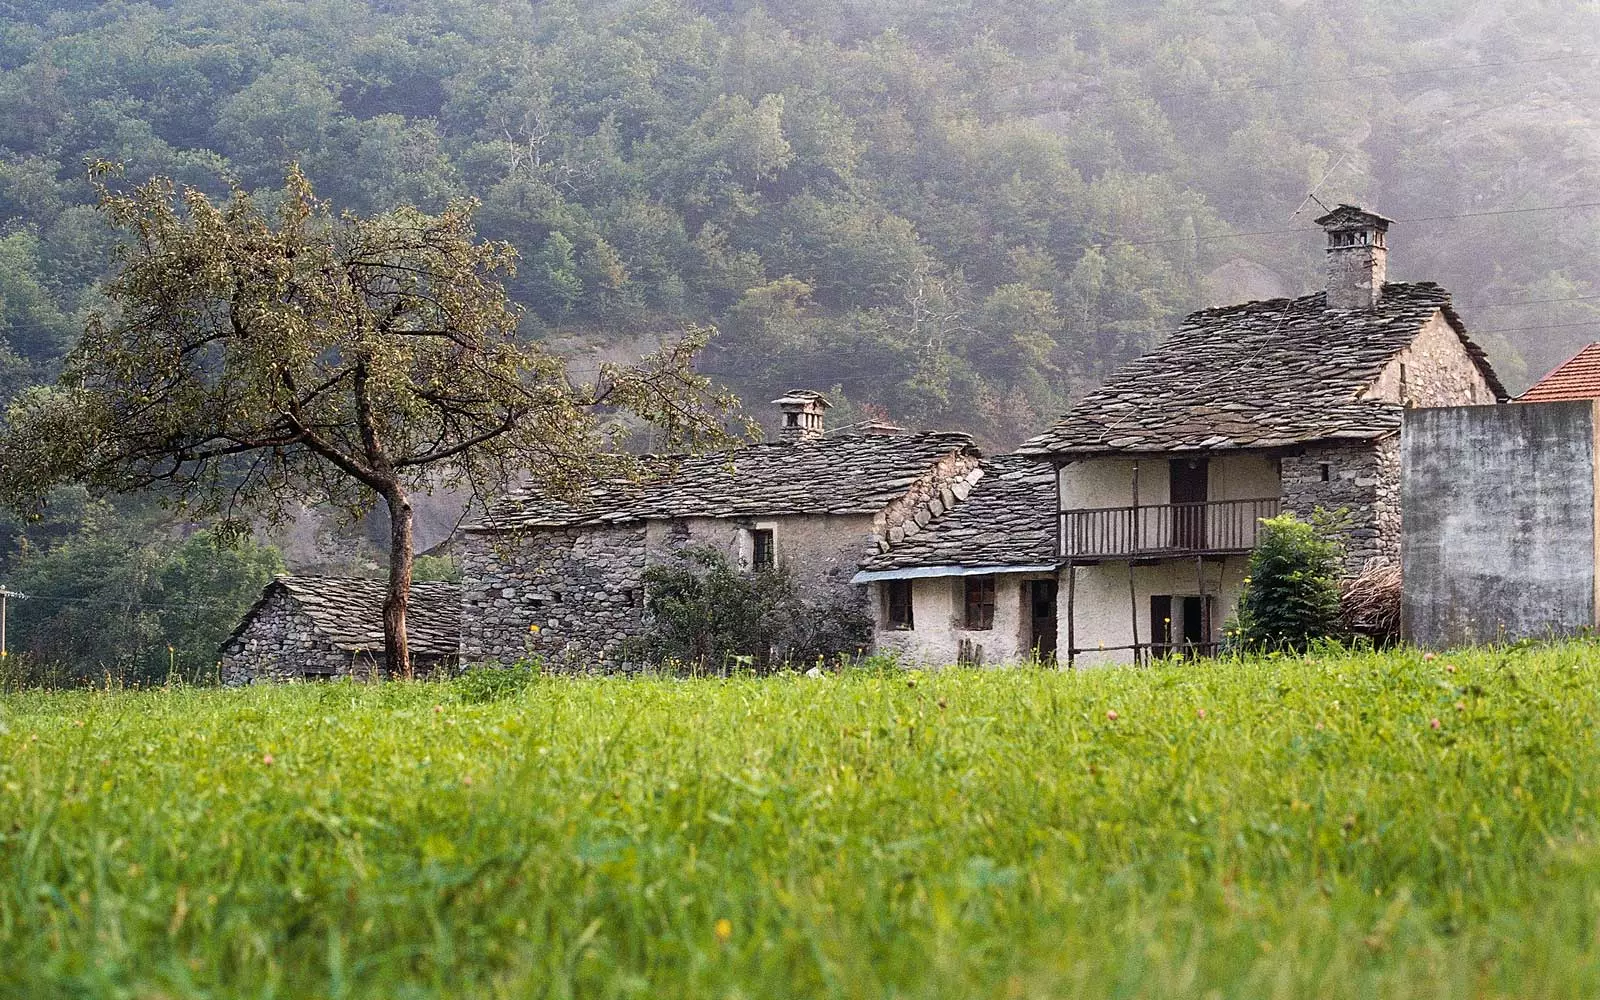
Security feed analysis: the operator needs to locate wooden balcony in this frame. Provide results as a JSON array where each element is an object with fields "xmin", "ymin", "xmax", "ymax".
[{"xmin": 1060, "ymin": 498, "xmax": 1281, "ymax": 560}]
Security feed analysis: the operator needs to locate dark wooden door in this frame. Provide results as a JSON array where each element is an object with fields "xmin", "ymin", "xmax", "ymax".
[
  {"xmin": 1029, "ymin": 579, "xmax": 1058, "ymax": 661},
  {"xmin": 1169, "ymin": 458, "xmax": 1209, "ymax": 550}
]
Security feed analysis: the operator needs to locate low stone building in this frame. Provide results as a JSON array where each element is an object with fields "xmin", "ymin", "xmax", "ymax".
[
  {"xmin": 459, "ymin": 393, "xmax": 983, "ymax": 670},
  {"xmin": 220, "ymin": 576, "xmax": 460, "ymax": 683},
  {"xmin": 854, "ymin": 455, "xmax": 1058, "ymax": 665},
  {"xmin": 1018, "ymin": 204, "xmax": 1507, "ymax": 665}
]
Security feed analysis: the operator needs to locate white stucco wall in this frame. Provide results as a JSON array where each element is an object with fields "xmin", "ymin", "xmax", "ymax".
[
  {"xmin": 870, "ymin": 573, "xmax": 1054, "ymax": 666},
  {"xmin": 1059, "ymin": 454, "xmax": 1279, "ymax": 511},
  {"xmin": 1061, "ymin": 556, "xmax": 1251, "ymax": 666}
]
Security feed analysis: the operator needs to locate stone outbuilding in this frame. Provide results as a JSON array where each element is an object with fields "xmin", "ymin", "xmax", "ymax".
[
  {"xmin": 220, "ymin": 576, "xmax": 461, "ymax": 684},
  {"xmin": 459, "ymin": 394, "xmax": 983, "ymax": 670},
  {"xmin": 1018, "ymin": 204, "xmax": 1506, "ymax": 665},
  {"xmin": 853, "ymin": 455, "xmax": 1058, "ymax": 666}
]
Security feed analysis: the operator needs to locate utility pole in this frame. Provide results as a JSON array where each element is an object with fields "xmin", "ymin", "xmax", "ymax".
[{"xmin": 0, "ymin": 586, "xmax": 27, "ymax": 658}]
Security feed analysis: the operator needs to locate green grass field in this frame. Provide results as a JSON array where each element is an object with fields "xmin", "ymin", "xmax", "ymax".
[{"xmin": 4, "ymin": 647, "xmax": 1600, "ymax": 998}]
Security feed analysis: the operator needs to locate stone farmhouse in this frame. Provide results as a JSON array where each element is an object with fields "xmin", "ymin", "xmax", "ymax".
[
  {"xmin": 221, "ymin": 576, "xmax": 460, "ymax": 684},
  {"xmin": 1016, "ymin": 205, "xmax": 1506, "ymax": 665},
  {"xmin": 458, "ymin": 393, "xmax": 984, "ymax": 669},
  {"xmin": 854, "ymin": 455, "xmax": 1058, "ymax": 666}
]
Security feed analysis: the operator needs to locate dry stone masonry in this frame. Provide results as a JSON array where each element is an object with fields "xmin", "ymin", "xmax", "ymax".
[
  {"xmin": 221, "ymin": 577, "xmax": 460, "ymax": 684},
  {"xmin": 459, "ymin": 407, "xmax": 984, "ymax": 671}
]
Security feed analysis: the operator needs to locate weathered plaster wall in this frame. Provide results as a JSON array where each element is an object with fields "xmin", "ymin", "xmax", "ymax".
[
  {"xmin": 1364, "ymin": 312, "xmax": 1499, "ymax": 409},
  {"xmin": 461, "ymin": 514, "xmax": 878, "ymax": 670},
  {"xmin": 221, "ymin": 591, "xmax": 366, "ymax": 685},
  {"xmin": 1061, "ymin": 556, "xmax": 1250, "ymax": 666},
  {"xmin": 871, "ymin": 573, "xmax": 1051, "ymax": 666},
  {"xmin": 1402, "ymin": 401, "xmax": 1599, "ymax": 647}
]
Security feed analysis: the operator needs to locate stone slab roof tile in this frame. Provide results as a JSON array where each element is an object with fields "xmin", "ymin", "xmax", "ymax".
[
  {"xmin": 859, "ymin": 455, "xmax": 1056, "ymax": 571},
  {"xmin": 231, "ymin": 577, "xmax": 461, "ymax": 656},
  {"xmin": 1019, "ymin": 283, "xmax": 1506, "ymax": 456},
  {"xmin": 470, "ymin": 431, "xmax": 980, "ymax": 531}
]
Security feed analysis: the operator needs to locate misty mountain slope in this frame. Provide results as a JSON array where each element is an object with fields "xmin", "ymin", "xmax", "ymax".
[{"xmin": 0, "ymin": 0, "xmax": 1594, "ymax": 452}]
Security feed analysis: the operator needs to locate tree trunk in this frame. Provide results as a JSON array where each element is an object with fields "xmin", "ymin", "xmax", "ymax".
[{"xmin": 383, "ymin": 488, "xmax": 414, "ymax": 679}]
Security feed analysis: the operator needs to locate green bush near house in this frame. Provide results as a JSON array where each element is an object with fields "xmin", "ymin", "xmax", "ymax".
[
  {"xmin": 1231, "ymin": 511, "xmax": 1344, "ymax": 652},
  {"xmin": 5, "ymin": 646, "xmax": 1600, "ymax": 997}
]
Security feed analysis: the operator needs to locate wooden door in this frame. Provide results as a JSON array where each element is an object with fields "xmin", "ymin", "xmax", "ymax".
[
  {"xmin": 1029, "ymin": 579, "xmax": 1058, "ymax": 661},
  {"xmin": 1169, "ymin": 458, "xmax": 1209, "ymax": 550}
]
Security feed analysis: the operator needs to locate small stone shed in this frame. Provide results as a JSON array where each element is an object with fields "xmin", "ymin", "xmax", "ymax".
[
  {"xmin": 220, "ymin": 576, "xmax": 461, "ymax": 684},
  {"xmin": 459, "ymin": 395, "xmax": 983, "ymax": 670},
  {"xmin": 854, "ymin": 455, "xmax": 1058, "ymax": 666}
]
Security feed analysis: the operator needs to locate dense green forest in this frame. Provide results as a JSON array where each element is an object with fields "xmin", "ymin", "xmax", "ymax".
[{"xmin": 0, "ymin": 0, "xmax": 1596, "ymax": 678}]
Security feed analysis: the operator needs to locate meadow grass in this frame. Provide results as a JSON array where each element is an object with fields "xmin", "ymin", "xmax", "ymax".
[{"xmin": 4, "ymin": 646, "xmax": 1600, "ymax": 998}]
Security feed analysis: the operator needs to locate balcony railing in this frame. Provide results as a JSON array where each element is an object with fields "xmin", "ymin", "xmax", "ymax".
[{"xmin": 1060, "ymin": 498, "xmax": 1281, "ymax": 559}]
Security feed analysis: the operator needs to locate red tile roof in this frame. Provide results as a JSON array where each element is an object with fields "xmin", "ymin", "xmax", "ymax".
[{"xmin": 1519, "ymin": 343, "xmax": 1600, "ymax": 402}]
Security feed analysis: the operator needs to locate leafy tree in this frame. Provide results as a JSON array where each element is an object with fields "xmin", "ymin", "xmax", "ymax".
[
  {"xmin": 0, "ymin": 166, "xmax": 740, "ymax": 676},
  {"xmin": 6, "ymin": 500, "xmax": 282, "ymax": 684},
  {"xmin": 1231, "ymin": 513, "xmax": 1343, "ymax": 653}
]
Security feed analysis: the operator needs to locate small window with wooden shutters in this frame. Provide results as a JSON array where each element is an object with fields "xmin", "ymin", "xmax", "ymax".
[
  {"xmin": 884, "ymin": 580, "xmax": 914, "ymax": 630},
  {"xmin": 751, "ymin": 528, "xmax": 775, "ymax": 571},
  {"xmin": 962, "ymin": 576, "xmax": 996, "ymax": 630}
]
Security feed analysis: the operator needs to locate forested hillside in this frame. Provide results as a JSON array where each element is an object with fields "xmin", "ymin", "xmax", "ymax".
[
  {"xmin": 2, "ymin": 0, "xmax": 1597, "ymax": 439},
  {"xmin": 0, "ymin": 0, "xmax": 1596, "ymax": 677}
]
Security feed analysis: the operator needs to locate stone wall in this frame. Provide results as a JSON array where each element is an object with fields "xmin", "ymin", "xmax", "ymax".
[
  {"xmin": 1281, "ymin": 441, "xmax": 1395, "ymax": 574},
  {"xmin": 220, "ymin": 590, "xmax": 369, "ymax": 684},
  {"xmin": 460, "ymin": 524, "xmax": 649, "ymax": 671},
  {"xmin": 1364, "ymin": 311, "xmax": 1500, "ymax": 409},
  {"xmin": 460, "ymin": 514, "xmax": 880, "ymax": 671}
]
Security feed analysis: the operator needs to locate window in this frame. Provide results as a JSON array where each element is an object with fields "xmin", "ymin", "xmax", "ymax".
[
  {"xmin": 962, "ymin": 576, "xmax": 996, "ymax": 630},
  {"xmin": 751, "ymin": 528, "xmax": 776, "ymax": 571},
  {"xmin": 1319, "ymin": 463, "xmax": 1331, "ymax": 483},
  {"xmin": 884, "ymin": 580, "xmax": 914, "ymax": 630}
]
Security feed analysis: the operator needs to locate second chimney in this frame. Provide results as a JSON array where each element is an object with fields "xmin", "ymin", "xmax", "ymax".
[
  {"xmin": 1315, "ymin": 204, "xmax": 1393, "ymax": 310},
  {"xmin": 773, "ymin": 389, "xmax": 831, "ymax": 442}
]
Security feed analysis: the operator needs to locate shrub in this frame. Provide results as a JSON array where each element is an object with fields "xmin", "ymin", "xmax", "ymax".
[
  {"xmin": 1231, "ymin": 512, "xmax": 1343, "ymax": 652},
  {"xmin": 634, "ymin": 546, "xmax": 871, "ymax": 673},
  {"xmin": 453, "ymin": 660, "xmax": 540, "ymax": 704}
]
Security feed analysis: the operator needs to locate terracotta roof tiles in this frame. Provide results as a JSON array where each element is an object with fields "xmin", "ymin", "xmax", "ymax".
[{"xmin": 1519, "ymin": 343, "xmax": 1600, "ymax": 403}]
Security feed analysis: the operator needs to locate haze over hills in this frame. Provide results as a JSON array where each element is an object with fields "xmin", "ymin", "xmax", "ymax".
[{"xmin": 0, "ymin": 0, "xmax": 1596, "ymax": 450}]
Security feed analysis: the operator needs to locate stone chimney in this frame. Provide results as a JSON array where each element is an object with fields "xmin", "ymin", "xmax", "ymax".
[
  {"xmin": 1315, "ymin": 204, "xmax": 1393, "ymax": 310},
  {"xmin": 773, "ymin": 389, "xmax": 831, "ymax": 442}
]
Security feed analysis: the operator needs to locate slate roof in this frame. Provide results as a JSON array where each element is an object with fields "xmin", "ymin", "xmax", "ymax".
[
  {"xmin": 469, "ymin": 431, "xmax": 980, "ymax": 531},
  {"xmin": 858, "ymin": 455, "xmax": 1056, "ymax": 572},
  {"xmin": 226, "ymin": 576, "xmax": 461, "ymax": 656},
  {"xmin": 1519, "ymin": 343, "xmax": 1600, "ymax": 403},
  {"xmin": 1019, "ymin": 282, "xmax": 1507, "ymax": 456}
]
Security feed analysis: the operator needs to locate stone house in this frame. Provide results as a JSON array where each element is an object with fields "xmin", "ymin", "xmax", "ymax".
[
  {"xmin": 1017, "ymin": 205, "xmax": 1506, "ymax": 665},
  {"xmin": 220, "ymin": 576, "xmax": 461, "ymax": 684},
  {"xmin": 459, "ymin": 393, "xmax": 983, "ymax": 669},
  {"xmin": 854, "ymin": 455, "xmax": 1058, "ymax": 665}
]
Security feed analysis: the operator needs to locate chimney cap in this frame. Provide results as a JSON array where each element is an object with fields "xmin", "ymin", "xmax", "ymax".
[
  {"xmin": 771, "ymin": 389, "xmax": 832, "ymax": 409},
  {"xmin": 1314, "ymin": 204, "xmax": 1394, "ymax": 232}
]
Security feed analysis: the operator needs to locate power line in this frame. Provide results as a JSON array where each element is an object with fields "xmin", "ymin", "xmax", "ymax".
[{"xmin": 1093, "ymin": 199, "xmax": 1600, "ymax": 249}]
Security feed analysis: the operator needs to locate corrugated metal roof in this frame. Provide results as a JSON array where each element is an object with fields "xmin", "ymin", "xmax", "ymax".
[{"xmin": 1519, "ymin": 343, "xmax": 1600, "ymax": 403}]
